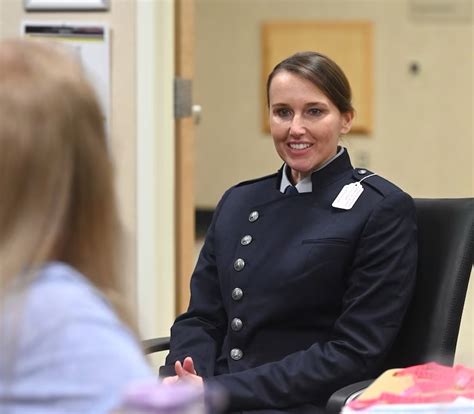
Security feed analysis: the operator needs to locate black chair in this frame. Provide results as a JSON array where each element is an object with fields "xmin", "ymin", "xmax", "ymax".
[
  {"xmin": 143, "ymin": 198, "xmax": 474, "ymax": 413},
  {"xmin": 326, "ymin": 198, "xmax": 474, "ymax": 412},
  {"xmin": 143, "ymin": 336, "xmax": 170, "ymax": 354}
]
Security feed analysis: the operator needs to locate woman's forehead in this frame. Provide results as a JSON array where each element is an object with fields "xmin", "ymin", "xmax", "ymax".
[{"xmin": 268, "ymin": 71, "xmax": 329, "ymax": 104}]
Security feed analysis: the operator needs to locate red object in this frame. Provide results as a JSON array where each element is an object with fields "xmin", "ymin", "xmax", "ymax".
[{"xmin": 348, "ymin": 362, "xmax": 474, "ymax": 410}]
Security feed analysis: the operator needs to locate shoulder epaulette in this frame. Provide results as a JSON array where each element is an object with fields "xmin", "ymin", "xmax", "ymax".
[
  {"xmin": 352, "ymin": 168, "xmax": 402, "ymax": 197},
  {"xmin": 234, "ymin": 172, "xmax": 279, "ymax": 188}
]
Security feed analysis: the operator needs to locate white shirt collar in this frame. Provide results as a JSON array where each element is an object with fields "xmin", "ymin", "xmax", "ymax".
[{"xmin": 279, "ymin": 147, "xmax": 345, "ymax": 193}]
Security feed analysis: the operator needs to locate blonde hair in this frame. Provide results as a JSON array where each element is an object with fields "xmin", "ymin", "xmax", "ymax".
[{"xmin": 0, "ymin": 39, "xmax": 127, "ymax": 322}]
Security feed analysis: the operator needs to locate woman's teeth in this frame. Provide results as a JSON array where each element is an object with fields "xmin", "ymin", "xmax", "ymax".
[{"xmin": 290, "ymin": 143, "xmax": 311, "ymax": 150}]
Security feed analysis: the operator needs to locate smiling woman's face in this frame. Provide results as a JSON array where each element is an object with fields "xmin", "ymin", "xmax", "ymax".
[{"xmin": 269, "ymin": 71, "xmax": 353, "ymax": 184}]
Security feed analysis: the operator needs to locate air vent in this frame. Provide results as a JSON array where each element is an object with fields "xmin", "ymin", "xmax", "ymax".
[{"xmin": 409, "ymin": 0, "xmax": 472, "ymax": 23}]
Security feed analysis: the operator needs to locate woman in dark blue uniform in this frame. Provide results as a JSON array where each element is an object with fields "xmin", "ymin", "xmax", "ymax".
[{"xmin": 160, "ymin": 52, "xmax": 417, "ymax": 413}]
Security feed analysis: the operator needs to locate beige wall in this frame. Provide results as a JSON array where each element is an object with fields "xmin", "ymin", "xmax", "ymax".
[
  {"xmin": 194, "ymin": 0, "xmax": 473, "ymax": 364},
  {"xmin": 136, "ymin": 0, "xmax": 176, "ymax": 353}
]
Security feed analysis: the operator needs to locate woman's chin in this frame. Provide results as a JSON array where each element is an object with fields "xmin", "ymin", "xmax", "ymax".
[{"xmin": 287, "ymin": 163, "xmax": 314, "ymax": 176}]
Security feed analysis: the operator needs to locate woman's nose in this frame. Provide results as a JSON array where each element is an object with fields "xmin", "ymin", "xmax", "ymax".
[{"xmin": 289, "ymin": 115, "xmax": 305, "ymax": 136}]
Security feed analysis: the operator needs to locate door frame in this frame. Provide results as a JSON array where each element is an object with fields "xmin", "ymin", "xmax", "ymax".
[{"xmin": 175, "ymin": 0, "xmax": 196, "ymax": 315}]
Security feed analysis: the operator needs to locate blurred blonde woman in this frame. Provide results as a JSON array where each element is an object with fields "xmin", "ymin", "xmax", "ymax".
[{"xmin": 0, "ymin": 39, "xmax": 153, "ymax": 413}]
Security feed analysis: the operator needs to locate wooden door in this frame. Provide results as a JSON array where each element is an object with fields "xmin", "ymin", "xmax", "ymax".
[{"xmin": 175, "ymin": 0, "xmax": 195, "ymax": 315}]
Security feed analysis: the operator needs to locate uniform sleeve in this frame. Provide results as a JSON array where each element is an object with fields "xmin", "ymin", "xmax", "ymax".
[
  {"xmin": 160, "ymin": 190, "xmax": 232, "ymax": 378},
  {"xmin": 207, "ymin": 190, "xmax": 418, "ymax": 410}
]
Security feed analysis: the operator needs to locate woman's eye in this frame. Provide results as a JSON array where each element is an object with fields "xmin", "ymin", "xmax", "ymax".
[
  {"xmin": 308, "ymin": 108, "xmax": 323, "ymax": 116},
  {"xmin": 275, "ymin": 108, "xmax": 291, "ymax": 118}
]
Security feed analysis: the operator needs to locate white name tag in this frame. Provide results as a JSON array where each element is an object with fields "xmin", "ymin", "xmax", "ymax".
[{"xmin": 332, "ymin": 183, "xmax": 364, "ymax": 210}]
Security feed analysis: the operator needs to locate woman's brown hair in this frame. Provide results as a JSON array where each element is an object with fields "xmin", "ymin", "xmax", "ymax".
[
  {"xmin": 0, "ymin": 39, "xmax": 126, "ymax": 322},
  {"xmin": 266, "ymin": 51, "xmax": 354, "ymax": 115}
]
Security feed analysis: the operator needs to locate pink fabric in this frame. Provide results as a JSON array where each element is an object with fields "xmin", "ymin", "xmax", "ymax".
[{"xmin": 348, "ymin": 362, "xmax": 474, "ymax": 410}]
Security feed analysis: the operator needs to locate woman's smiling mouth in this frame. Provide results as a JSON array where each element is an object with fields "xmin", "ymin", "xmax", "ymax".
[{"xmin": 289, "ymin": 143, "xmax": 312, "ymax": 150}]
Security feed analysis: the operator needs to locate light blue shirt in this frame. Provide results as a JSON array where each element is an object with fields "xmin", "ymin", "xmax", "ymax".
[
  {"xmin": 280, "ymin": 146, "xmax": 345, "ymax": 193},
  {"xmin": 0, "ymin": 262, "xmax": 154, "ymax": 414}
]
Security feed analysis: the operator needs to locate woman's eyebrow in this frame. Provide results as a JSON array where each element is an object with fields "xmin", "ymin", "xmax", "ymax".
[{"xmin": 305, "ymin": 101, "xmax": 328, "ymax": 107}]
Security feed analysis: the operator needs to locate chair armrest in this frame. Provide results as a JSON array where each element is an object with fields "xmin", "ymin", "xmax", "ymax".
[
  {"xmin": 142, "ymin": 336, "xmax": 170, "ymax": 354},
  {"xmin": 326, "ymin": 379, "xmax": 373, "ymax": 414}
]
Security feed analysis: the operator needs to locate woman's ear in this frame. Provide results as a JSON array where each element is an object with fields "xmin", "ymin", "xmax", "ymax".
[{"xmin": 340, "ymin": 111, "xmax": 354, "ymax": 134}]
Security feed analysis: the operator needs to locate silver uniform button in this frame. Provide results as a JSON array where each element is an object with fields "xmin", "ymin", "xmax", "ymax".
[
  {"xmin": 230, "ymin": 348, "xmax": 243, "ymax": 361},
  {"xmin": 231, "ymin": 318, "xmax": 243, "ymax": 331},
  {"xmin": 248, "ymin": 211, "xmax": 259, "ymax": 222},
  {"xmin": 233, "ymin": 258, "xmax": 245, "ymax": 271},
  {"xmin": 232, "ymin": 288, "xmax": 243, "ymax": 301},
  {"xmin": 357, "ymin": 169, "xmax": 367, "ymax": 175},
  {"xmin": 241, "ymin": 235, "xmax": 253, "ymax": 245}
]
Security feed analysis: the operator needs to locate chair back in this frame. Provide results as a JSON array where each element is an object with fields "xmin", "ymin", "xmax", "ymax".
[{"xmin": 382, "ymin": 198, "xmax": 474, "ymax": 370}]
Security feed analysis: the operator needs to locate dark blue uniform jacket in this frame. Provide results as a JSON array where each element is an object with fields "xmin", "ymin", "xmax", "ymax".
[{"xmin": 161, "ymin": 149, "xmax": 417, "ymax": 413}]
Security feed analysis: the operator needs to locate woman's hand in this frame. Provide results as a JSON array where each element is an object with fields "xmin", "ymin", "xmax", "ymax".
[{"xmin": 162, "ymin": 357, "xmax": 204, "ymax": 388}]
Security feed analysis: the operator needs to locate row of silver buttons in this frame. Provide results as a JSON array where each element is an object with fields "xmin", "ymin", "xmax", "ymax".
[
  {"xmin": 233, "ymin": 211, "xmax": 258, "ymax": 271},
  {"xmin": 229, "ymin": 211, "xmax": 260, "ymax": 361}
]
